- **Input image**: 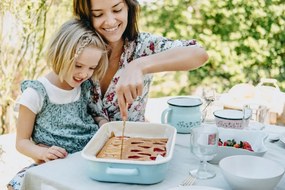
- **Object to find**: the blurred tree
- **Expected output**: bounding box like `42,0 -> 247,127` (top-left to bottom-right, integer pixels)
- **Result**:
140,0 -> 285,96
0,0 -> 72,134
0,0 -> 284,133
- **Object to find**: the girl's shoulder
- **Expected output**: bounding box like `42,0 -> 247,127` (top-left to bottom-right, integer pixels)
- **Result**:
21,79 -> 47,97
19,79 -> 47,114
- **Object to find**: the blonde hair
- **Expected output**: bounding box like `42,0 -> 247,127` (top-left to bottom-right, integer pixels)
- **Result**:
46,18 -> 108,81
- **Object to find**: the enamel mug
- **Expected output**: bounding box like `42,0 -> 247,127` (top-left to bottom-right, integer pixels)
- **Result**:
161,97 -> 202,133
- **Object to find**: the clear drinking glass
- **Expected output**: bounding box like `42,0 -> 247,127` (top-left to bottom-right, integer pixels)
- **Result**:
190,124 -> 219,179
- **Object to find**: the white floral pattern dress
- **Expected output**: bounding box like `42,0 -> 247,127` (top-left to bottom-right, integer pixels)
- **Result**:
88,32 -> 199,122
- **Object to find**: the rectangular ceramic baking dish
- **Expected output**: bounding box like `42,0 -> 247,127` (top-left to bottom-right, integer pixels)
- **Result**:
81,121 -> 177,184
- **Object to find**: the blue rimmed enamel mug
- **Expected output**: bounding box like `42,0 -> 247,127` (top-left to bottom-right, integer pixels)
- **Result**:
161,97 -> 202,133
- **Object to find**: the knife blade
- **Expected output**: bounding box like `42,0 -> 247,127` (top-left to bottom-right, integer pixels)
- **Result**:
120,119 -> 126,160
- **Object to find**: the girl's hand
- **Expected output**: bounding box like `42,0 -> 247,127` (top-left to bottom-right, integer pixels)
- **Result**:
116,61 -> 144,119
40,145 -> 68,162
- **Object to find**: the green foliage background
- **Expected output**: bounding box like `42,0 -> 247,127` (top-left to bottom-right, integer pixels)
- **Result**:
140,0 -> 285,96
0,0 -> 72,133
0,0 -> 284,133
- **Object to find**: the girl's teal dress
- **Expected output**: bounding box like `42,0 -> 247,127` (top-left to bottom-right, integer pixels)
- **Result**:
9,79 -> 98,190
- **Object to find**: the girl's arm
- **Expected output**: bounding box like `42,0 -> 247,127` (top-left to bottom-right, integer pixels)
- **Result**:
16,105 -> 68,163
116,45 -> 209,118
94,116 -> 109,127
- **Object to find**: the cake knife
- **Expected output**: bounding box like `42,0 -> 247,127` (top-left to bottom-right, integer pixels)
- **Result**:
120,119 -> 126,160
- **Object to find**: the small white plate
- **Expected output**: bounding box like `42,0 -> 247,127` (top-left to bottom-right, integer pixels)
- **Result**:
168,186 -> 223,190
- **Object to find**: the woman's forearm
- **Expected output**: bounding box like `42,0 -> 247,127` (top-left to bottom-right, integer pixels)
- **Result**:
139,46 -> 208,74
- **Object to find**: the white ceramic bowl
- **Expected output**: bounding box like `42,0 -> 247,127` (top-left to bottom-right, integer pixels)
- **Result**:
213,109 -> 251,129
210,128 -> 267,164
219,155 -> 285,190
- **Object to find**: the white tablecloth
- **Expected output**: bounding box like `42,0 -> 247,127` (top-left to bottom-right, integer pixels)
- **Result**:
21,97 -> 285,190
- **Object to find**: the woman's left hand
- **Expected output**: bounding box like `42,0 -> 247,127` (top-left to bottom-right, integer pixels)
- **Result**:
116,61 -> 144,119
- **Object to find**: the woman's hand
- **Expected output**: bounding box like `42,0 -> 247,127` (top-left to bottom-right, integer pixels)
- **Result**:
116,61 -> 144,119
40,145 -> 68,163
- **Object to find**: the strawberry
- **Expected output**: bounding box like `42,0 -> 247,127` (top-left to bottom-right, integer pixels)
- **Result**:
219,139 -> 254,152
242,141 -> 253,151
233,143 -> 240,148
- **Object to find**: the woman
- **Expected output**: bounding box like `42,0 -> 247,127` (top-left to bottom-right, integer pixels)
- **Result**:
73,0 -> 209,125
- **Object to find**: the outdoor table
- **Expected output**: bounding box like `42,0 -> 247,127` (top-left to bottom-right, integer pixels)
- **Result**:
20,97 -> 285,190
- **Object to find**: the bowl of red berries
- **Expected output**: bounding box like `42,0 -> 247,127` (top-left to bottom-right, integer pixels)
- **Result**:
210,127 -> 268,164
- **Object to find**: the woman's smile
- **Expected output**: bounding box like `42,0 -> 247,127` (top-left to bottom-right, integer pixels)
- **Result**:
104,25 -> 119,32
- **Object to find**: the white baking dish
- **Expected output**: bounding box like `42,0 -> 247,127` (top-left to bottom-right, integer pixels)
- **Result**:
81,121 -> 177,184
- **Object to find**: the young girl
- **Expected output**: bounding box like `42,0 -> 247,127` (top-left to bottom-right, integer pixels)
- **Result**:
8,18 -> 108,190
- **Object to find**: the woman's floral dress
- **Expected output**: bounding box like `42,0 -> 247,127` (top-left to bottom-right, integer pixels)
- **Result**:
88,32 -> 199,122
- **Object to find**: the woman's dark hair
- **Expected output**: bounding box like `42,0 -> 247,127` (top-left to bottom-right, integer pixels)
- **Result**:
73,0 -> 140,41
123,0 -> 139,40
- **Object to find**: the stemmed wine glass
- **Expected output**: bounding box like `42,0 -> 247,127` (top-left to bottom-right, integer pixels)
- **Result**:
189,124 -> 219,179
